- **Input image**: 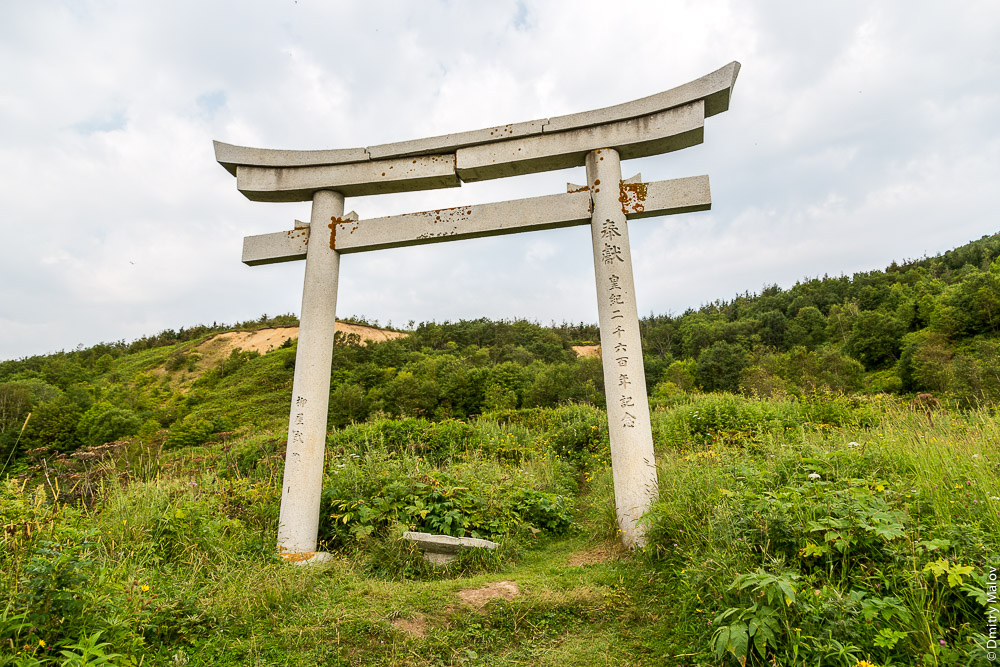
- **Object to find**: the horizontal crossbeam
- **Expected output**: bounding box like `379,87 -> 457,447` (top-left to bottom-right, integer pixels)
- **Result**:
214,62 -> 739,202
241,175 -> 710,265
215,62 -> 739,175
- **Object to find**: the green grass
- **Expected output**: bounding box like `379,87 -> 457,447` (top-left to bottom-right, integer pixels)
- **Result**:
1,396 -> 997,665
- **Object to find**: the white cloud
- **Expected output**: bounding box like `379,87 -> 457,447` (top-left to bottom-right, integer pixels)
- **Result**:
1,0 -> 998,358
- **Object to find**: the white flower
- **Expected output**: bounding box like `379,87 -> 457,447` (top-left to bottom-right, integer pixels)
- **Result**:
848,442 -> 861,448
808,473 -> 821,480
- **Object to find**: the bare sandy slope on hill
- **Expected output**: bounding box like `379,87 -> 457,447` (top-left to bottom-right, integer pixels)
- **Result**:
158,323 -> 408,386
206,322 -> 406,357
571,344 -> 600,358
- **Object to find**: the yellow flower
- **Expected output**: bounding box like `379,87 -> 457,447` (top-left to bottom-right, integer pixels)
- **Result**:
38,640 -> 45,648
875,485 -> 885,492
141,584 -> 150,592
855,661 -> 880,667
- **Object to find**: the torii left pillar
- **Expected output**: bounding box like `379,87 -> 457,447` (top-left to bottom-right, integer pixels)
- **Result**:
276,189 -> 342,563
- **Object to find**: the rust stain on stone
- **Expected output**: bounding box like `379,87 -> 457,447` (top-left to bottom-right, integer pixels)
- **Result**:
619,180 -> 648,214
280,551 -> 316,564
329,216 -> 351,249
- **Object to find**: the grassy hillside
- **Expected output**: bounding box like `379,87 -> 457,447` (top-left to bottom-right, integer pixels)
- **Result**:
2,395 -> 996,665
2,233 -> 999,665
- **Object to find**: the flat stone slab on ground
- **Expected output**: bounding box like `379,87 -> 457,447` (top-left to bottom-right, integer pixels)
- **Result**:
403,531 -> 499,565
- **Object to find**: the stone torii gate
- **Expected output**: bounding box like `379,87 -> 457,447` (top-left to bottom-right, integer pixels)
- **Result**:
213,62 -> 740,562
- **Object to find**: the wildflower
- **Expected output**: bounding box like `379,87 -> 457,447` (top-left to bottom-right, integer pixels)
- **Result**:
854,661 -> 879,667
38,640 -> 45,648
808,473 -> 821,480
876,484 -> 885,492
940,639 -> 946,646
141,584 -> 150,592
848,442 -> 860,448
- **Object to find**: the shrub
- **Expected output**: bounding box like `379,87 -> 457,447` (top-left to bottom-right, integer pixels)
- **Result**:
76,401 -> 142,447
164,415 -> 231,449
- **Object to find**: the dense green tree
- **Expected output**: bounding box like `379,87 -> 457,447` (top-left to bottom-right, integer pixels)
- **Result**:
844,311 -> 906,369
696,341 -> 748,393
328,383 -> 368,428
785,306 -> 828,349
755,310 -> 787,348
679,313 -> 725,358
19,398 -> 83,453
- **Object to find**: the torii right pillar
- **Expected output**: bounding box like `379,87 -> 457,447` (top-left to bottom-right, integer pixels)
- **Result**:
587,148 -> 658,547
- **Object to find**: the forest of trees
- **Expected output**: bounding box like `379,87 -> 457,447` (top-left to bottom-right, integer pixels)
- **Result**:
1,232 -> 999,469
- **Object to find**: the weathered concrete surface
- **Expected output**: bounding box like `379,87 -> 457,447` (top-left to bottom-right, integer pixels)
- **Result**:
281,551 -> 336,566
456,102 -> 704,182
276,190 -> 342,557
544,61 -> 739,131
241,175 -> 711,265
214,62 -> 739,175
236,155 -> 459,202
403,531 -> 499,565
586,148 -> 658,548
213,141 -> 368,176
366,119 -> 547,160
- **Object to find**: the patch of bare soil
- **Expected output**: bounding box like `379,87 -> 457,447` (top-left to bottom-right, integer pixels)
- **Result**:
336,322 -> 409,344
158,324 -> 409,388
210,327 -> 301,356
566,542 -> 623,567
391,613 -> 429,638
457,580 -> 520,610
207,322 -> 408,359
571,344 -> 601,358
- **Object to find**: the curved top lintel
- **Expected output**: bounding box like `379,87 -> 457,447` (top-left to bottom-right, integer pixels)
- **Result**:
213,61 -> 740,176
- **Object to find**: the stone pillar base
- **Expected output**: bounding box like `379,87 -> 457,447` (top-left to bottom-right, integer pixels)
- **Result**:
279,551 -> 336,566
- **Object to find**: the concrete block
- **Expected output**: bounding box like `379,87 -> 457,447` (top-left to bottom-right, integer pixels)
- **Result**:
403,531 -> 499,566
235,155 -> 460,202
455,101 -> 704,182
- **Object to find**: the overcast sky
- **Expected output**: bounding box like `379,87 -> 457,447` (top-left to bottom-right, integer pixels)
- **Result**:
1,1 -> 998,360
